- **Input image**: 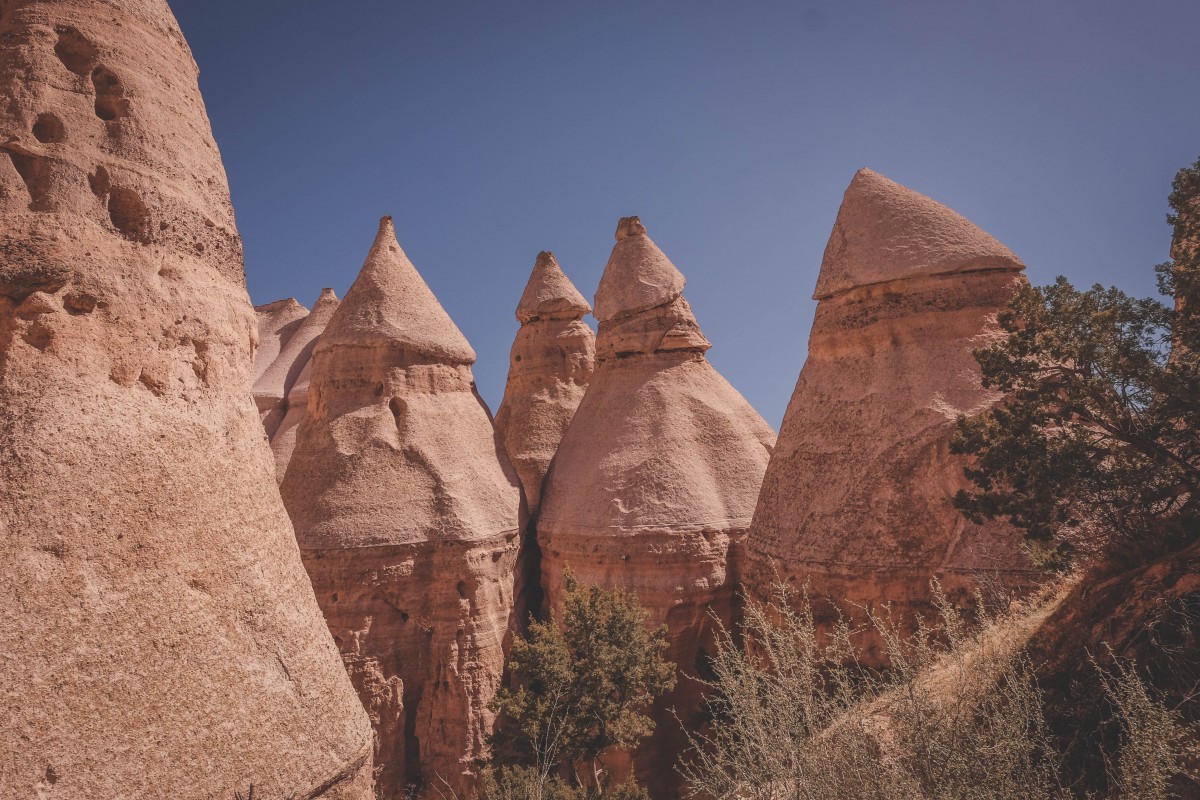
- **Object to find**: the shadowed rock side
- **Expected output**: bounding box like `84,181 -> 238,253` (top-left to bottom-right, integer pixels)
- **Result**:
0,1 -> 373,797
495,251 -> 595,516
746,168 -> 1039,662
253,296 -> 309,385
538,217 -> 776,797
281,217 -> 521,800
253,288 -> 340,479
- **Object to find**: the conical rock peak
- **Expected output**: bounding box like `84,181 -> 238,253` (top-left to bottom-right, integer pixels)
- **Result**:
516,251 -> 591,323
594,216 -> 686,322
323,216 -> 476,363
815,168 -> 1024,299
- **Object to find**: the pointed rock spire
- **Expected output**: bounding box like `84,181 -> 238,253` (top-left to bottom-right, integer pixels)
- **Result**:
538,216 -> 775,797
815,168 -> 1024,299
746,169 -> 1037,663
593,216 -> 686,321
281,217 -> 519,798
516,251 -> 591,323
497,252 -> 595,515
323,216 -> 475,363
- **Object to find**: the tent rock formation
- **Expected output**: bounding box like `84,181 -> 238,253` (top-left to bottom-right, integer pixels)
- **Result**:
0,1 -> 373,796
253,287 -> 340,479
280,217 -> 521,799
495,250 -> 595,515
746,168 -> 1039,658
537,216 -> 776,794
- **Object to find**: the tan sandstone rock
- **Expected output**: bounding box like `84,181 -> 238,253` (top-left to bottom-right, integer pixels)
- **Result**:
537,217 -> 776,796
494,251 -> 595,516
253,287 -> 340,478
745,168 -> 1038,660
0,1 -> 373,797
280,217 -> 521,799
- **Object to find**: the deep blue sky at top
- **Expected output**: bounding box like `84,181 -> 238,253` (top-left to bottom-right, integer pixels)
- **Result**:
172,0 -> 1200,428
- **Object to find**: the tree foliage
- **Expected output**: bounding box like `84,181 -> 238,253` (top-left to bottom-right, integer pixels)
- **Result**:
952,159 -> 1200,562
483,569 -> 675,799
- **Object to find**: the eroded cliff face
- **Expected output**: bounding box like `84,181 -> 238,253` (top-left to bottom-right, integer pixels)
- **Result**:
746,168 -> 1038,660
280,217 -> 521,799
253,287 -> 340,479
538,217 -> 776,796
0,1 -> 373,796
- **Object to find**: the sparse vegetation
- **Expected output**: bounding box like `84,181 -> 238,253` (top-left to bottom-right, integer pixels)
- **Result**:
679,584 -> 1189,800
480,569 -> 675,800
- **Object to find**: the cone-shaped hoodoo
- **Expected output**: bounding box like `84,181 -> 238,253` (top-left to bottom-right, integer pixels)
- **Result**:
281,217 -> 520,798
0,1 -> 373,796
496,251 -> 595,515
538,217 -> 776,797
746,168 -> 1038,663
253,287 -> 340,478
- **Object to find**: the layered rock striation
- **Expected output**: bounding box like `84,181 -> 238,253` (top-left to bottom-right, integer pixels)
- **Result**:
538,217 -> 776,794
495,251 -> 595,517
746,168 -> 1038,656
281,217 -> 521,799
0,1 -> 373,796
253,287 -> 340,478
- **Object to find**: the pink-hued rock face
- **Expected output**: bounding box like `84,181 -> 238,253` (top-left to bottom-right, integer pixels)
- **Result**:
0,1 -> 373,797
538,217 -> 776,796
252,287 -> 340,479
280,217 -> 521,799
746,169 -> 1038,661
495,251 -> 595,516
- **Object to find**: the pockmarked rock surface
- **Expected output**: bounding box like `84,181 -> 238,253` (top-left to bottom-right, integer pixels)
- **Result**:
538,217 -> 776,795
494,251 -> 595,516
746,168 -> 1038,656
253,287 -> 340,479
281,217 -> 521,799
0,1 -> 373,797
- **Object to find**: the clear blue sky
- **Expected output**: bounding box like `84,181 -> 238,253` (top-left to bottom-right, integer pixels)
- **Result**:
172,0 -> 1200,428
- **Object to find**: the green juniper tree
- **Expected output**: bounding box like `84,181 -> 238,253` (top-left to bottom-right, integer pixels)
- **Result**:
951,158 -> 1200,565
481,570 -> 675,800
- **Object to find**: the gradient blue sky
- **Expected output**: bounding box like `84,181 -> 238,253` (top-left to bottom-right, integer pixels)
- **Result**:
172,0 -> 1200,428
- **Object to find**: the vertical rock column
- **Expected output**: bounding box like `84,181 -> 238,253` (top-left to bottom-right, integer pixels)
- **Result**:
0,1 -> 373,797
745,168 -> 1038,659
538,217 -> 776,796
281,217 -> 521,799
495,251 -> 595,516
494,252 -> 594,621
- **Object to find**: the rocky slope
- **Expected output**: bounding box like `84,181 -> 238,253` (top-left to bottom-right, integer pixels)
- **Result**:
745,168 -> 1039,659
538,216 -> 776,794
0,0 -> 373,796
280,217 -> 521,799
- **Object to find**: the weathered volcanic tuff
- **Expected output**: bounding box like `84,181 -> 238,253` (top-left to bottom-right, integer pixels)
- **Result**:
253,287 -> 340,478
746,168 -> 1037,656
538,217 -> 776,795
281,217 -> 521,800
252,296 -> 309,386
494,251 -> 595,516
0,1 -> 373,798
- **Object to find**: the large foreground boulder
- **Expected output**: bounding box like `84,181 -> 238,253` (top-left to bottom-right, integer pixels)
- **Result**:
745,168 -> 1039,658
0,0 -> 373,796
538,216 -> 775,796
281,217 -> 521,799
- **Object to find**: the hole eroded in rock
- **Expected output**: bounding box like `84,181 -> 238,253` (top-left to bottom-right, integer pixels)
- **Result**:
107,186 -> 151,243
4,149 -> 51,209
331,592 -> 339,603
91,66 -> 128,121
32,113 -> 65,143
63,292 -> 98,315
88,165 -> 110,197
54,26 -> 98,76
